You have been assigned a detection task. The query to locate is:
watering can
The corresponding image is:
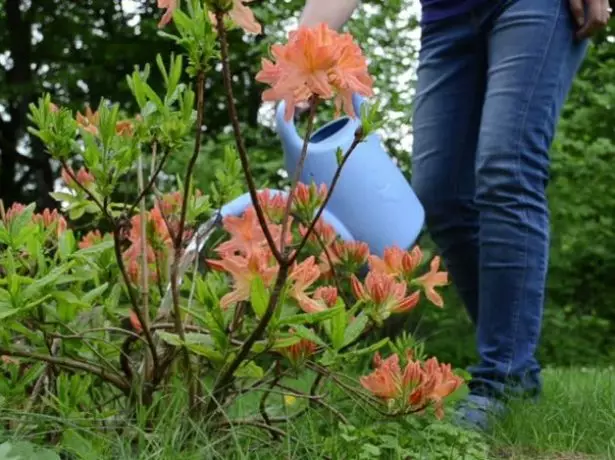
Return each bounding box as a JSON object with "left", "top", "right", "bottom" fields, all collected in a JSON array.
[
  {"left": 219, "top": 189, "right": 355, "bottom": 242},
  {"left": 275, "top": 93, "right": 425, "bottom": 256}
]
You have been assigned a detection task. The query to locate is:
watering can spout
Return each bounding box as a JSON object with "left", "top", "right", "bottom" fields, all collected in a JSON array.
[{"left": 275, "top": 94, "right": 425, "bottom": 256}]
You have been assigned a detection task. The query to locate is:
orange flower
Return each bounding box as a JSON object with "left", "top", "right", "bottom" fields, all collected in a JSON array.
[
  {"left": 256, "top": 23, "right": 374, "bottom": 121},
  {"left": 360, "top": 352, "right": 463, "bottom": 418},
  {"left": 216, "top": 207, "right": 288, "bottom": 257},
  {"left": 280, "top": 333, "right": 317, "bottom": 364},
  {"left": 157, "top": 0, "right": 178, "bottom": 28},
  {"left": 207, "top": 248, "right": 278, "bottom": 309},
  {"left": 368, "top": 245, "right": 423, "bottom": 278},
  {"left": 288, "top": 256, "right": 323, "bottom": 313},
  {"left": 61, "top": 166, "right": 94, "bottom": 189},
  {"left": 79, "top": 230, "right": 103, "bottom": 249},
  {"left": 76, "top": 106, "right": 99, "bottom": 135},
  {"left": 314, "top": 286, "right": 338, "bottom": 308},
  {"left": 321, "top": 241, "right": 369, "bottom": 274},
  {"left": 33, "top": 208, "right": 67, "bottom": 237},
  {"left": 130, "top": 311, "right": 143, "bottom": 333},
  {"left": 359, "top": 353, "right": 403, "bottom": 399},
  {"left": 115, "top": 119, "right": 135, "bottom": 136},
  {"left": 3, "top": 203, "right": 26, "bottom": 223},
  {"left": 209, "top": 0, "right": 262, "bottom": 35},
  {"left": 351, "top": 271, "right": 419, "bottom": 317},
  {"left": 257, "top": 189, "right": 287, "bottom": 223},
  {"left": 299, "top": 218, "right": 337, "bottom": 248},
  {"left": 293, "top": 182, "right": 327, "bottom": 212},
  {"left": 415, "top": 256, "right": 448, "bottom": 307},
  {"left": 421, "top": 358, "right": 464, "bottom": 419}
]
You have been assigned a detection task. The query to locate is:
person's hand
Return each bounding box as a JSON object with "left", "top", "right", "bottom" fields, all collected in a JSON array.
[{"left": 569, "top": 0, "right": 612, "bottom": 39}]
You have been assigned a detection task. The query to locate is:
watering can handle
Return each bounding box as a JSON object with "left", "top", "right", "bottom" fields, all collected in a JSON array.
[{"left": 275, "top": 93, "right": 366, "bottom": 144}]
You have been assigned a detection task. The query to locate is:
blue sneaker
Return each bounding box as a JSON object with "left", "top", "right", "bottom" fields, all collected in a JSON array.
[{"left": 453, "top": 394, "right": 507, "bottom": 431}]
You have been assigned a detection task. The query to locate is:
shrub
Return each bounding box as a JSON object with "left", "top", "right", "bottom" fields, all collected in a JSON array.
[{"left": 0, "top": 0, "right": 463, "bottom": 451}]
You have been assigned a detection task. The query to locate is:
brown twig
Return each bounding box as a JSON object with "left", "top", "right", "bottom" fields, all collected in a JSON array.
[
  {"left": 215, "top": 10, "right": 283, "bottom": 264},
  {"left": 60, "top": 160, "right": 159, "bottom": 373},
  {"left": 169, "top": 69, "right": 207, "bottom": 410},
  {"left": 259, "top": 373, "right": 281, "bottom": 440},
  {"left": 128, "top": 148, "right": 171, "bottom": 215},
  {"left": 279, "top": 99, "right": 319, "bottom": 255},
  {"left": 0, "top": 347, "right": 130, "bottom": 393},
  {"left": 206, "top": 262, "right": 290, "bottom": 414}
]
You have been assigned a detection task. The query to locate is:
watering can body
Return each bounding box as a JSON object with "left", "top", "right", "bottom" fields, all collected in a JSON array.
[{"left": 275, "top": 94, "right": 425, "bottom": 256}]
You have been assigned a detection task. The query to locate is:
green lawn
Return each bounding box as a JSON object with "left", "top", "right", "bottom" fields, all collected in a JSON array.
[
  {"left": 2, "top": 367, "right": 613, "bottom": 459},
  {"left": 489, "top": 367, "right": 615, "bottom": 460}
]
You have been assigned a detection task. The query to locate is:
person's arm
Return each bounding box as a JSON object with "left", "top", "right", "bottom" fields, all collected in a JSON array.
[{"left": 299, "top": 0, "right": 359, "bottom": 30}]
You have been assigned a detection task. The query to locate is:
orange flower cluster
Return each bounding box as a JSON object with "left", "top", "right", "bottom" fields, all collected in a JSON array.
[
  {"left": 3, "top": 202, "right": 67, "bottom": 239},
  {"left": 123, "top": 207, "right": 173, "bottom": 285},
  {"left": 157, "top": 0, "right": 261, "bottom": 34},
  {"left": 208, "top": 189, "right": 346, "bottom": 312},
  {"left": 61, "top": 166, "right": 95, "bottom": 189},
  {"left": 78, "top": 230, "right": 104, "bottom": 249},
  {"left": 256, "top": 23, "right": 374, "bottom": 120},
  {"left": 74, "top": 106, "right": 136, "bottom": 138},
  {"left": 367, "top": 245, "right": 449, "bottom": 308},
  {"left": 360, "top": 352, "right": 463, "bottom": 419}
]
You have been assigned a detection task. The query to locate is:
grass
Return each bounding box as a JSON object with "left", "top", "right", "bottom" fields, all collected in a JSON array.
[
  {"left": 1, "top": 367, "right": 614, "bottom": 459},
  {"left": 490, "top": 367, "right": 615, "bottom": 460}
]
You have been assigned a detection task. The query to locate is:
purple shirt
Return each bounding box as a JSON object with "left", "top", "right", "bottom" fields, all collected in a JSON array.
[{"left": 421, "top": 0, "right": 489, "bottom": 23}]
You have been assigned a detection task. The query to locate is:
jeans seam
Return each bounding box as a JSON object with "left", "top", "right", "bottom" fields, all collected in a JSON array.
[{"left": 501, "top": 0, "right": 563, "bottom": 380}]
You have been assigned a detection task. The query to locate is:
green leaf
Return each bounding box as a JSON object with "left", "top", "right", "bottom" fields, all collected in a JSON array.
[
  {"left": 345, "top": 338, "right": 389, "bottom": 358},
  {"left": 234, "top": 361, "right": 264, "bottom": 379},
  {"left": 74, "top": 239, "right": 114, "bottom": 256},
  {"left": 250, "top": 276, "right": 269, "bottom": 318},
  {"left": 292, "top": 325, "right": 327, "bottom": 348},
  {"left": 329, "top": 301, "right": 347, "bottom": 350},
  {"left": 342, "top": 313, "right": 369, "bottom": 348},
  {"left": 82, "top": 283, "right": 108, "bottom": 304},
  {"left": 157, "top": 331, "right": 182, "bottom": 347},
  {"left": 277, "top": 306, "right": 344, "bottom": 327},
  {"left": 21, "top": 263, "right": 74, "bottom": 302}
]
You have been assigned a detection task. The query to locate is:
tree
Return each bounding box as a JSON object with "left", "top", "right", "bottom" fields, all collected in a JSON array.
[{"left": 0, "top": 0, "right": 419, "bottom": 208}]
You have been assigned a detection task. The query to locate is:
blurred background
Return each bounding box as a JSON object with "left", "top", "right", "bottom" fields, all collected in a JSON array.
[{"left": 1, "top": 0, "right": 614, "bottom": 369}]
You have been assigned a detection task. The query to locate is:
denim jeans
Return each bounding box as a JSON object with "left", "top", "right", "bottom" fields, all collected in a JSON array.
[{"left": 411, "top": 0, "right": 587, "bottom": 398}]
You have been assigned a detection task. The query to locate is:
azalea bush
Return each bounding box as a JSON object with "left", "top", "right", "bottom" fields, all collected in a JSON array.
[{"left": 0, "top": 0, "right": 461, "bottom": 446}]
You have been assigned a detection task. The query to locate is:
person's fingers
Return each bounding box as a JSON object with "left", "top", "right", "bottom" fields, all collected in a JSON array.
[
  {"left": 576, "top": 0, "right": 611, "bottom": 39},
  {"left": 569, "top": 0, "right": 586, "bottom": 27}
]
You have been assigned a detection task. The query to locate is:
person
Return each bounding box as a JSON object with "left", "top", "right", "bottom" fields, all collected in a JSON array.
[{"left": 298, "top": 0, "right": 610, "bottom": 430}]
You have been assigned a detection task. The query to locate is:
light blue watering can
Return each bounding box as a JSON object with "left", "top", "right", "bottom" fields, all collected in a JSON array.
[{"left": 275, "top": 94, "right": 425, "bottom": 256}]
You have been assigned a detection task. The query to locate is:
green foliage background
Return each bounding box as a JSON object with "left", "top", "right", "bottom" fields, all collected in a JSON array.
[{"left": 1, "top": 0, "right": 613, "bottom": 368}]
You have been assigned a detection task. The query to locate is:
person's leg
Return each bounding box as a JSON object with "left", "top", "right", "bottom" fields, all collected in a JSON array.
[
  {"left": 469, "top": 0, "right": 588, "bottom": 402},
  {"left": 411, "top": 14, "right": 486, "bottom": 325}
]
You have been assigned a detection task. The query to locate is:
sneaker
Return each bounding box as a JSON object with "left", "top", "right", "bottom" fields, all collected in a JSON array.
[{"left": 453, "top": 394, "right": 507, "bottom": 431}]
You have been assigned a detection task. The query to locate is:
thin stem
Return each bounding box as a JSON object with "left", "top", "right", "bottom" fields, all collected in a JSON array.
[
  {"left": 279, "top": 99, "right": 319, "bottom": 255},
  {"left": 259, "top": 374, "right": 281, "bottom": 440},
  {"left": 128, "top": 148, "right": 170, "bottom": 215},
  {"left": 0, "top": 347, "right": 130, "bottom": 392},
  {"left": 136, "top": 153, "right": 152, "bottom": 378},
  {"left": 290, "top": 133, "right": 363, "bottom": 265},
  {"left": 111, "top": 227, "right": 159, "bottom": 372},
  {"left": 169, "top": 69, "right": 206, "bottom": 410},
  {"left": 207, "top": 262, "right": 290, "bottom": 414},
  {"left": 61, "top": 160, "right": 159, "bottom": 373},
  {"left": 215, "top": 10, "right": 283, "bottom": 264}
]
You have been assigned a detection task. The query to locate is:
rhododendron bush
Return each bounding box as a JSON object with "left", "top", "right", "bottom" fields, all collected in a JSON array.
[{"left": 0, "top": 0, "right": 461, "bottom": 440}]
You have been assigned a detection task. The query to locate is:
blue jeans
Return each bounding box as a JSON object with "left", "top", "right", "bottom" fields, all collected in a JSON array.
[{"left": 411, "top": 0, "right": 587, "bottom": 399}]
